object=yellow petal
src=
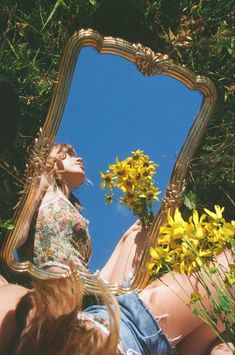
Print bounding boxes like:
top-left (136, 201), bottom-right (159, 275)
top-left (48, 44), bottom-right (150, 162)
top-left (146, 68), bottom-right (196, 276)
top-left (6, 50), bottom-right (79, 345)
top-left (180, 261), bottom-right (186, 275)
top-left (192, 209), bottom-right (199, 225)
top-left (174, 208), bottom-right (184, 223)
top-left (147, 262), bottom-right (156, 271)
top-left (204, 208), bottom-right (217, 219)
top-left (214, 205), bottom-right (224, 218)
top-left (167, 209), bottom-right (174, 226)
top-left (149, 247), bottom-right (158, 259)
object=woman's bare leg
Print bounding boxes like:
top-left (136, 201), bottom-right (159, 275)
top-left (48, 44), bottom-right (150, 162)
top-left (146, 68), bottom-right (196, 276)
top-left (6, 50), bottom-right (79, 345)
top-left (138, 250), bottom-right (233, 349)
top-left (100, 221), bottom-right (150, 283)
top-left (210, 338), bottom-right (234, 355)
top-left (176, 324), bottom-right (230, 355)
top-left (139, 276), bottom-right (203, 346)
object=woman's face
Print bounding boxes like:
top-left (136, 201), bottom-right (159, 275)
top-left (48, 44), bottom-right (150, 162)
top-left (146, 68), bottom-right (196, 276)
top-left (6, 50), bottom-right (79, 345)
top-left (57, 153), bottom-right (85, 191)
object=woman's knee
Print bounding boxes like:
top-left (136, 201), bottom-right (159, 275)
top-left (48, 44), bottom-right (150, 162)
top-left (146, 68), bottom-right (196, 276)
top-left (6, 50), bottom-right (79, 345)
top-left (210, 342), bottom-right (235, 355)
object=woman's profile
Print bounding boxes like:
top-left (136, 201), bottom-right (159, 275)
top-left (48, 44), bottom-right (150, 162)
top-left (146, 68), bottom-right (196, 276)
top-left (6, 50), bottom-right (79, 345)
top-left (19, 143), bottom-right (148, 283)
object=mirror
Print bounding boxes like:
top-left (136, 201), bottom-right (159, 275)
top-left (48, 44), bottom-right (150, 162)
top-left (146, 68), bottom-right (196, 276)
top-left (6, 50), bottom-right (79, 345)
top-left (55, 46), bottom-right (203, 273)
top-left (0, 29), bottom-right (217, 294)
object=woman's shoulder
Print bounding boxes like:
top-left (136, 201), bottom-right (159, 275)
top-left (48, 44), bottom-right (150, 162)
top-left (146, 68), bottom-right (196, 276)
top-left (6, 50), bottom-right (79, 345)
top-left (39, 191), bottom-right (74, 210)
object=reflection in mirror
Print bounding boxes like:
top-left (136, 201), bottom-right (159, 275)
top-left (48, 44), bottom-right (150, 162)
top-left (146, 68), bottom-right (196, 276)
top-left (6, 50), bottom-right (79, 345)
top-left (1, 30), bottom-right (216, 293)
top-left (54, 46), bottom-right (202, 273)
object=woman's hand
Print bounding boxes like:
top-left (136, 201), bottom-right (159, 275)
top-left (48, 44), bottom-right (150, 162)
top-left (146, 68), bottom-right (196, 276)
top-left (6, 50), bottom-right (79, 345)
top-left (121, 219), bottom-right (152, 242)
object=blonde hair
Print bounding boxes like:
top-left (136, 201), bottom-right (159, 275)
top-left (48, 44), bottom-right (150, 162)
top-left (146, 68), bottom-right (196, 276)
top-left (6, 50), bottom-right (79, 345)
top-left (11, 274), bottom-right (120, 355)
top-left (42, 143), bottom-right (78, 196)
top-left (18, 143), bottom-right (81, 253)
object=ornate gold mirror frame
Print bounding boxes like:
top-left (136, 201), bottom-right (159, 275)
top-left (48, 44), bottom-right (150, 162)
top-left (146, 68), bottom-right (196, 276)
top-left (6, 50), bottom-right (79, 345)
top-left (0, 29), bottom-right (217, 294)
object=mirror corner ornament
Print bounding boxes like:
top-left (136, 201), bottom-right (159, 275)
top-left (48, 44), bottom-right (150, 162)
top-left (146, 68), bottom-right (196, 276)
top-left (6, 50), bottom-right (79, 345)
top-left (162, 179), bottom-right (187, 211)
top-left (133, 43), bottom-right (170, 76)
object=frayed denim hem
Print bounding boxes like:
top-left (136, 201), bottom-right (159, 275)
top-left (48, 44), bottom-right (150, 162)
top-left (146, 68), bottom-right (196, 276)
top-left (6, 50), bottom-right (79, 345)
top-left (135, 292), bottom-right (180, 354)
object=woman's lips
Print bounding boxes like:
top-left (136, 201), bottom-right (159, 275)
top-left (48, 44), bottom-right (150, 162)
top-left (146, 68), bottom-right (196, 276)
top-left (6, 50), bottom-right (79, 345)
top-left (79, 163), bottom-right (85, 171)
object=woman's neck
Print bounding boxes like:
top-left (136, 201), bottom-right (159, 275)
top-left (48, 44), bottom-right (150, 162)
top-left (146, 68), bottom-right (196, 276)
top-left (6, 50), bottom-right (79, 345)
top-left (41, 185), bottom-right (69, 206)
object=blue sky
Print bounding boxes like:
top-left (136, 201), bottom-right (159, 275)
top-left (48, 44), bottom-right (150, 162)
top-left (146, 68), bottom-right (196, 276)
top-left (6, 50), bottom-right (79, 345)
top-left (56, 46), bottom-right (202, 272)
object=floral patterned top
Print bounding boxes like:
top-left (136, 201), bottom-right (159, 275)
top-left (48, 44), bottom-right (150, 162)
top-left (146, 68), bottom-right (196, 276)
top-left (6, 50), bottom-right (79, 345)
top-left (31, 195), bottom-right (91, 271)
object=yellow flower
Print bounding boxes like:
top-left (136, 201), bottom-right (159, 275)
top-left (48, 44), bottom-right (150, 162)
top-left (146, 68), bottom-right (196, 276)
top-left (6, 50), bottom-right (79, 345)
top-left (149, 204), bottom-right (234, 293)
top-left (170, 208), bottom-right (187, 225)
top-left (204, 205), bottom-right (224, 219)
top-left (166, 236), bottom-right (213, 276)
top-left (100, 171), bottom-right (115, 190)
top-left (131, 149), bottom-right (144, 160)
top-left (121, 190), bottom-right (139, 209)
top-left (188, 291), bottom-right (202, 305)
top-left (204, 205), bottom-right (225, 228)
top-left (159, 209), bottom-right (191, 245)
top-left (105, 193), bottom-right (113, 204)
top-left (192, 209), bottom-right (206, 224)
top-left (196, 248), bottom-right (213, 265)
top-left (148, 246), bottom-right (171, 273)
top-left (109, 157), bottom-right (131, 177)
top-left (140, 186), bottom-right (160, 202)
top-left (189, 209), bottom-right (207, 239)
top-left (158, 233), bottom-right (171, 246)
top-left (221, 222), bottom-right (235, 247)
top-left (101, 150), bottom-right (159, 226)
top-left (204, 225), bottom-right (228, 247)
top-left (179, 251), bottom-right (197, 276)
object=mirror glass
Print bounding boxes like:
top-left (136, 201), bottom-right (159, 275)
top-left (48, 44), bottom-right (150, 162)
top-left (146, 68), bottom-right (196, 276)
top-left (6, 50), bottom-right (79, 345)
top-left (50, 46), bottom-right (203, 273)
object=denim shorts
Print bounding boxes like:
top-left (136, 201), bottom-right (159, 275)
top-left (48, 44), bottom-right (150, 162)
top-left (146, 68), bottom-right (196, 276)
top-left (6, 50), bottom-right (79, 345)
top-left (85, 292), bottom-right (172, 355)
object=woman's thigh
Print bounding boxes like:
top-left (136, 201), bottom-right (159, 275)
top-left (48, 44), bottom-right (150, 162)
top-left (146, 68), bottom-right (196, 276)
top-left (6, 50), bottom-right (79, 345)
top-left (138, 280), bottom-right (203, 346)
top-left (176, 323), bottom-right (221, 355)
top-left (140, 249), bottom-right (233, 349)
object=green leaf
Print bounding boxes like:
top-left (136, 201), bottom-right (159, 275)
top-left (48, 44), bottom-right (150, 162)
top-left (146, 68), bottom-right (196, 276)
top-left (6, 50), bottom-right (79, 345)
top-left (219, 293), bottom-right (231, 312)
top-left (184, 191), bottom-right (197, 210)
top-left (41, 0), bottom-right (68, 31)
top-left (212, 298), bottom-right (220, 318)
top-left (192, 306), bottom-right (199, 316)
top-left (0, 220), bottom-right (15, 231)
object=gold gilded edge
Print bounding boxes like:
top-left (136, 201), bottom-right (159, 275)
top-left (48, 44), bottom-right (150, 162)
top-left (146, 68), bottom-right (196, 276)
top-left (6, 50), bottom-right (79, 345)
top-left (0, 29), bottom-right (217, 295)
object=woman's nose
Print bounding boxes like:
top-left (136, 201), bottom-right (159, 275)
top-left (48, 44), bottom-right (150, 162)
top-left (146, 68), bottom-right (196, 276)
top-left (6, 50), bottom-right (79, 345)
top-left (77, 157), bottom-right (83, 162)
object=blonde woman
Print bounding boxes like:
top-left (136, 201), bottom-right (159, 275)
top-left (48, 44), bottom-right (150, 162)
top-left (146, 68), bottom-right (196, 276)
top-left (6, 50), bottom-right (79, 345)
top-left (4, 144), bottom-right (233, 354)
top-left (19, 143), bottom-right (149, 283)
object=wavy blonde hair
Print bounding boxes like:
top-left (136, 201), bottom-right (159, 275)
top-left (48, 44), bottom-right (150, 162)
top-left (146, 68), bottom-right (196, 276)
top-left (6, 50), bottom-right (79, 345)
top-left (11, 273), bottom-right (120, 355)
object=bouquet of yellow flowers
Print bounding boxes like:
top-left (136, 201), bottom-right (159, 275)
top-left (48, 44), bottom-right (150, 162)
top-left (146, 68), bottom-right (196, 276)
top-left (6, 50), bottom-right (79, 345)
top-left (100, 150), bottom-right (160, 226)
top-left (148, 205), bottom-right (235, 349)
